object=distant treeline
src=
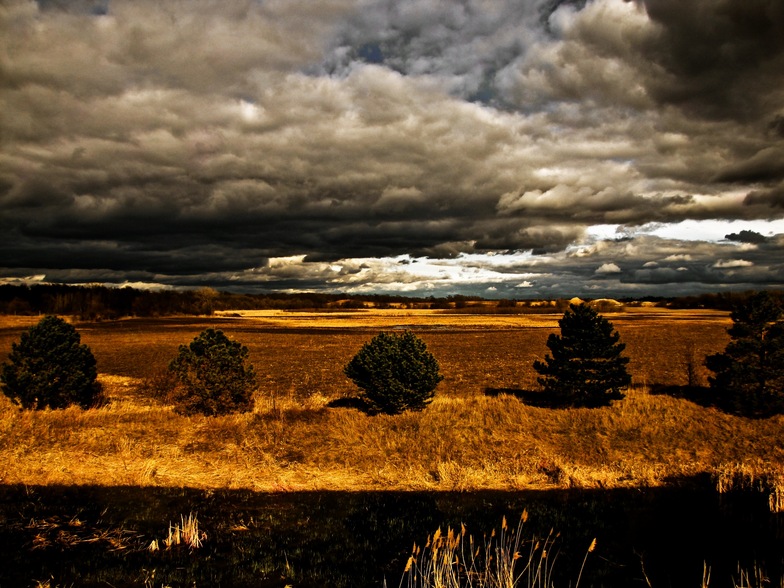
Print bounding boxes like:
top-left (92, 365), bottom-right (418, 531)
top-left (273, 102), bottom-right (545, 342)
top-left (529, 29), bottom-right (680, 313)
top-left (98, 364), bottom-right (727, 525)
top-left (622, 291), bottom-right (784, 311)
top-left (0, 284), bottom-right (483, 319)
top-left (0, 283), bottom-right (780, 320)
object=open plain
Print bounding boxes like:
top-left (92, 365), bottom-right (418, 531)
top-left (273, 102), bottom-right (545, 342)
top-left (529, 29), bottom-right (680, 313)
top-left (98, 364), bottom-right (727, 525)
top-left (0, 306), bottom-right (781, 496)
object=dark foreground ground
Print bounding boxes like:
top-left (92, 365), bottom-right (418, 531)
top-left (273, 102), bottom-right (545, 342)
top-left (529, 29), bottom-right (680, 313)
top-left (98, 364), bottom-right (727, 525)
top-left (1, 480), bottom-right (782, 588)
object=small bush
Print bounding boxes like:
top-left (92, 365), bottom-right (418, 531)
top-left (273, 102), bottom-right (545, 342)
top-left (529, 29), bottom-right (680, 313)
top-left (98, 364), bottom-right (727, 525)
top-left (344, 330), bottom-right (443, 415)
top-left (0, 315), bottom-right (102, 409)
top-left (168, 328), bottom-right (257, 416)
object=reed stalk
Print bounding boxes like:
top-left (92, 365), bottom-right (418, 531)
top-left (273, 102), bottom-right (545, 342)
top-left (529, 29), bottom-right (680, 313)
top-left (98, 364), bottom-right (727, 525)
top-left (399, 513), bottom-right (593, 588)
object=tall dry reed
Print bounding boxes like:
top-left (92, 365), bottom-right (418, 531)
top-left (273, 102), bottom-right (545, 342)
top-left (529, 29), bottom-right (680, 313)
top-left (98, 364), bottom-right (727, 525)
top-left (400, 512), bottom-right (595, 588)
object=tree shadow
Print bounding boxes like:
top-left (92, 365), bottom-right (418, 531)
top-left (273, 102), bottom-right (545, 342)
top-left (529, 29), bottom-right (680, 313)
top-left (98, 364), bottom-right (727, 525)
top-left (648, 384), bottom-right (719, 409)
top-left (648, 383), bottom-right (784, 419)
top-left (483, 387), bottom-right (570, 409)
top-left (326, 396), bottom-right (371, 412)
top-left (487, 383), bottom-right (783, 418)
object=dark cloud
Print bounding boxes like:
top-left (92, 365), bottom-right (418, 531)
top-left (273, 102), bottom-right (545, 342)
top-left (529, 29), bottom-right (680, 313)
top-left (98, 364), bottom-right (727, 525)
top-left (769, 114), bottom-right (784, 138)
top-left (2, 0), bottom-right (784, 296)
top-left (504, 0), bottom-right (784, 123)
top-left (635, 1), bottom-right (784, 114)
top-left (715, 147), bottom-right (784, 183)
top-left (744, 182), bottom-right (784, 209)
top-left (1, 179), bottom-right (74, 209)
top-left (725, 230), bottom-right (770, 244)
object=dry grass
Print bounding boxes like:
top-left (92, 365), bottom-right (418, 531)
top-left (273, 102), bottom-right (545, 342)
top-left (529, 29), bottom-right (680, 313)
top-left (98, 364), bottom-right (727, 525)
top-left (148, 512), bottom-right (205, 551)
top-left (0, 374), bottom-right (781, 497)
top-left (0, 309), bottom-right (781, 504)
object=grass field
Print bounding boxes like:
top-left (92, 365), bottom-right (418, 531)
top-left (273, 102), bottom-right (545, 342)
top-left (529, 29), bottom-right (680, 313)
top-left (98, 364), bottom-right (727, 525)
top-left (0, 308), bottom-right (781, 505)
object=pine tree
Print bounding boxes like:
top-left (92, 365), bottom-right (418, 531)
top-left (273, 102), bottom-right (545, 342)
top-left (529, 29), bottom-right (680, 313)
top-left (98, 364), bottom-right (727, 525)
top-left (533, 303), bottom-right (630, 407)
top-left (344, 330), bottom-right (443, 415)
top-left (168, 328), bottom-right (257, 416)
top-left (1, 315), bottom-right (102, 409)
top-left (706, 291), bottom-right (784, 416)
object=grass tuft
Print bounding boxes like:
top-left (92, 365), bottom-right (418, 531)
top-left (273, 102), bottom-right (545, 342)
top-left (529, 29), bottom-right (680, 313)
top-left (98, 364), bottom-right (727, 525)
top-left (161, 513), bottom-right (204, 550)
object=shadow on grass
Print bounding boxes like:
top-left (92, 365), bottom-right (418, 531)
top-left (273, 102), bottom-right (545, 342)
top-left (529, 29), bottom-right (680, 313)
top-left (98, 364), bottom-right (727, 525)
top-left (648, 384), bottom-right (718, 409)
top-left (645, 384), bottom-right (784, 419)
top-left (483, 387), bottom-right (568, 409)
top-left (326, 396), bottom-right (371, 412)
top-left (1, 481), bottom-right (781, 588)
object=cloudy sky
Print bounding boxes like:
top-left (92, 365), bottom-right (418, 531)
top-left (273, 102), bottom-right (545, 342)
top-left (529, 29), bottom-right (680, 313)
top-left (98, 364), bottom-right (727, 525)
top-left (2, 0), bottom-right (784, 298)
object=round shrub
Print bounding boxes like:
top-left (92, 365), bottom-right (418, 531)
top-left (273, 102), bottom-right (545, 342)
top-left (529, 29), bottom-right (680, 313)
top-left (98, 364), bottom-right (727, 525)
top-left (168, 328), bottom-right (257, 416)
top-left (1, 315), bottom-right (102, 409)
top-left (344, 330), bottom-right (443, 415)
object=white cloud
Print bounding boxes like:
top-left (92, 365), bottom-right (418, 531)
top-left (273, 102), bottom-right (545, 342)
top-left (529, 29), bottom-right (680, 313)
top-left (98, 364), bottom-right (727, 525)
top-left (712, 259), bottom-right (754, 269)
top-left (116, 281), bottom-right (174, 291)
top-left (0, 274), bottom-right (48, 285)
top-left (643, 219), bottom-right (784, 242)
top-left (595, 263), bottom-right (622, 274)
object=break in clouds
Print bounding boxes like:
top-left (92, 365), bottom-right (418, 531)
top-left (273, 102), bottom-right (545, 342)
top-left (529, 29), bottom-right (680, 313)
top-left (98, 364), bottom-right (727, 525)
top-left (2, 0), bottom-right (784, 297)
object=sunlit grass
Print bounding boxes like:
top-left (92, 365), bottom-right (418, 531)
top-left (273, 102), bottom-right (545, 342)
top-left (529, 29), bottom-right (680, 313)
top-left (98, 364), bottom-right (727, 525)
top-left (0, 309), bottom-right (781, 506)
top-left (1, 372), bottom-right (782, 507)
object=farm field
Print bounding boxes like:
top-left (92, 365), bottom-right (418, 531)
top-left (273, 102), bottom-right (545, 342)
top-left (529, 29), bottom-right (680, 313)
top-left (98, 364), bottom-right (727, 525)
top-left (0, 307), bottom-right (781, 494)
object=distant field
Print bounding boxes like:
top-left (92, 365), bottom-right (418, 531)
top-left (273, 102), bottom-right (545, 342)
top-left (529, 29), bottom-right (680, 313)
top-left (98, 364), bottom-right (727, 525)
top-left (0, 306), bottom-right (733, 393)
top-left (3, 308), bottom-right (781, 501)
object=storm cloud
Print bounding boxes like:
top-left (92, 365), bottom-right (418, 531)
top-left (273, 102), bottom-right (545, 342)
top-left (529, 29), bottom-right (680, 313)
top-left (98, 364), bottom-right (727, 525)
top-left (2, 0), bottom-right (784, 296)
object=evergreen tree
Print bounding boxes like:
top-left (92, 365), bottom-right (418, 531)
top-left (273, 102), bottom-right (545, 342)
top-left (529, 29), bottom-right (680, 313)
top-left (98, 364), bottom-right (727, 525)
top-left (534, 303), bottom-right (630, 407)
top-left (1, 315), bottom-right (102, 409)
top-left (168, 328), bottom-right (257, 416)
top-left (706, 291), bottom-right (784, 416)
top-left (344, 330), bottom-right (443, 415)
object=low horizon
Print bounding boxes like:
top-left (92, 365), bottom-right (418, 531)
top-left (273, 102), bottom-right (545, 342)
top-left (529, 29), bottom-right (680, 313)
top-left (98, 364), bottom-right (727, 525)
top-left (3, 278), bottom-right (779, 305)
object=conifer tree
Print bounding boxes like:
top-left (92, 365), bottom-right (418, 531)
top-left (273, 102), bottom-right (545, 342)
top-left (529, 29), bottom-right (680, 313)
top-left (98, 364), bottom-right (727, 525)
top-left (1, 315), bottom-right (102, 409)
top-left (534, 303), bottom-right (630, 407)
top-left (706, 291), bottom-right (784, 416)
top-left (344, 330), bottom-right (442, 415)
top-left (168, 328), bottom-right (257, 416)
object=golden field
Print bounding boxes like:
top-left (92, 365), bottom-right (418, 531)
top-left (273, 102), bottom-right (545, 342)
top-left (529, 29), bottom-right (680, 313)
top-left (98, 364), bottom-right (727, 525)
top-left (0, 308), bottom-right (781, 502)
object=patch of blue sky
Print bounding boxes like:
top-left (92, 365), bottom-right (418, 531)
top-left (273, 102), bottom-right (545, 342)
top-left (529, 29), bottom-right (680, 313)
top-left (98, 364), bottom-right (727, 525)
top-left (357, 43), bottom-right (385, 65)
top-left (36, 0), bottom-right (108, 15)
